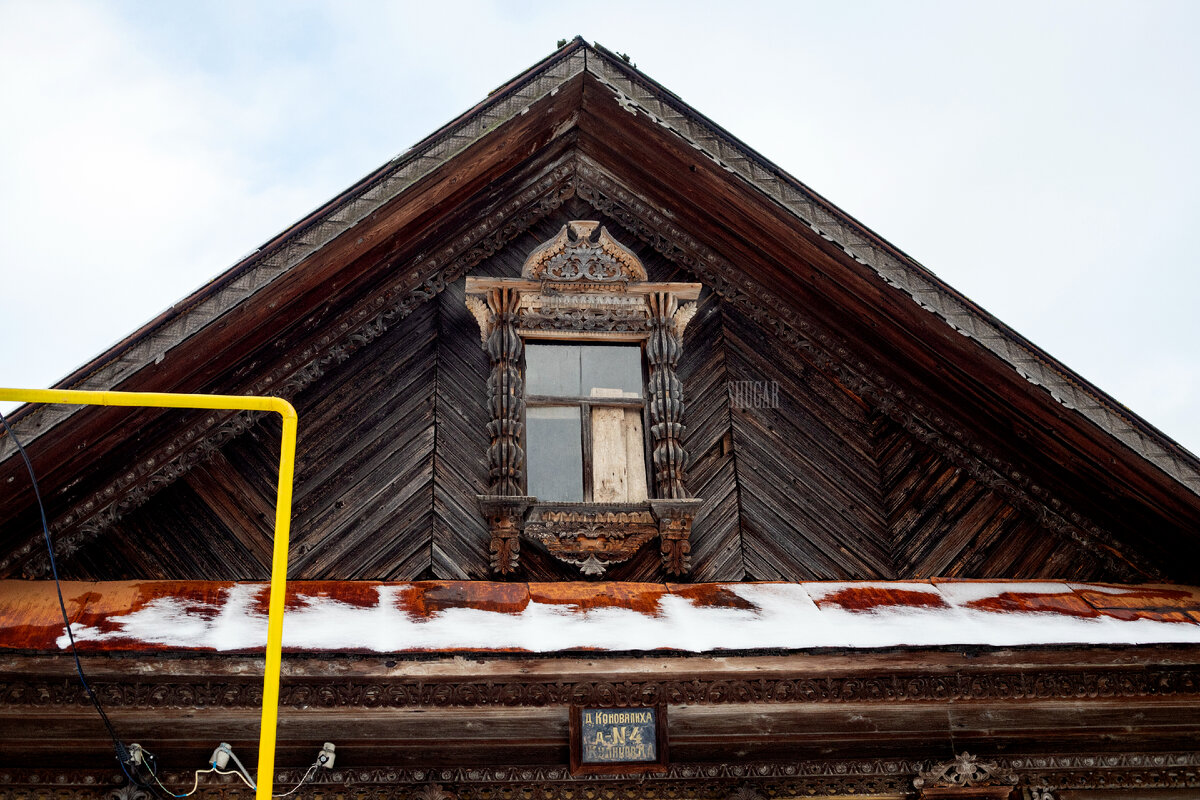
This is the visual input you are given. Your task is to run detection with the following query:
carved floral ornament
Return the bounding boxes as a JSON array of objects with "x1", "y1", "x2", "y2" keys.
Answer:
[
  {"x1": 466, "y1": 221, "x2": 702, "y2": 577},
  {"x1": 914, "y1": 752, "x2": 1021, "y2": 799}
]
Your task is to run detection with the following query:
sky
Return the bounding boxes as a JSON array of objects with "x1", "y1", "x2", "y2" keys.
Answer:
[{"x1": 1, "y1": 1, "x2": 1198, "y2": 456}]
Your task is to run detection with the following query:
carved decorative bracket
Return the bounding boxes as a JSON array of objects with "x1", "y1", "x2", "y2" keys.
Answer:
[
  {"x1": 477, "y1": 495, "x2": 536, "y2": 575},
  {"x1": 467, "y1": 221, "x2": 703, "y2": 577},
  {"x1": 651, "y1": 498, "x2": 701, "y2": 575}
]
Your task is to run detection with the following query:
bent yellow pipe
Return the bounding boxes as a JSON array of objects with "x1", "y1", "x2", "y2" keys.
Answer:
[{"x1": 0, "y1": 388, "x2": 296, "y2": 800}]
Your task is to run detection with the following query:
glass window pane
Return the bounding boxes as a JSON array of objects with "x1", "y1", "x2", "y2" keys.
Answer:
[
  {"x1": 581, "y1": 345, "x2": 642, "y2": 398},
  {"x1": 526, "y1": 405, "x2": 583, "y2": 502},
  {"x1": 526, "y1": 344, "x2": 580, "y2": 397}
]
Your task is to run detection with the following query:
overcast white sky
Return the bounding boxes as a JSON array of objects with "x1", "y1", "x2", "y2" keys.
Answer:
[{"x1": 2, "y1": 1, "x2": 1198, "y2": 456}]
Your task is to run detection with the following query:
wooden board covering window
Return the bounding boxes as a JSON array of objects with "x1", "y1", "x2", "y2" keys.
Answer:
[{"x1": 590, "y1": 387, "x2": 648, "y2": 502}]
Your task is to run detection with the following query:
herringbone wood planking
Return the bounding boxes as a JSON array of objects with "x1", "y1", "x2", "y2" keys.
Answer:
[
  {"x1": 284, "y1": 300, "x2": 438, "y2": 579},
  {"x1": 873, "y1": 413, "x2": 1115, "y2": 580},
  {"x1": 722, "y1": 303, "x2": 890, "y2": 580},
  {"x1": 679, "y1": 291, "x2": 744, "y2": 581},
  {"x1": 432, "y1": 277, "x2": 492, "y2": 579}
]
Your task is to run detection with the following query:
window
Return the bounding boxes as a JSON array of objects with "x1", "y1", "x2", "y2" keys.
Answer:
[
  {"x1": 525, "y1": 343, "x2": 648, "y2": 503},
  {"x1": 465, "y1": 220, "x2": 702, "y2": 576}
]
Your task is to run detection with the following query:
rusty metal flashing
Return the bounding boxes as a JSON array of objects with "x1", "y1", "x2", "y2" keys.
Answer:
[{"x1": 3, "y1": 579, "x2": 1200, "y2": 654}]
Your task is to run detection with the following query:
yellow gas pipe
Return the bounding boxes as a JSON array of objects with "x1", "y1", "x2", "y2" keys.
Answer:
[{"x1": 0, "y1": 388, "x2": 297, "y2": 800}]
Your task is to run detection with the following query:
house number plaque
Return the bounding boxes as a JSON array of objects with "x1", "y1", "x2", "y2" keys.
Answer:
[{"x1": 569, "y1": 705, "x2": 669, "y2": 775}]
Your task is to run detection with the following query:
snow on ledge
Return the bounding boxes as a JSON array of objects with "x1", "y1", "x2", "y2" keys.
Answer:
[{"x1": 0, "y1": 580, "x2": 1197, "y2": 654}]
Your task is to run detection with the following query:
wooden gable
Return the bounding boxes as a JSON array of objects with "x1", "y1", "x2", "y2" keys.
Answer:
[{"x1": 1, "y1": 40, "x2": 1198, "y2": 586}]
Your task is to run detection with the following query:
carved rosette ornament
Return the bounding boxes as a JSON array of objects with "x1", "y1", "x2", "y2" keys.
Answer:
[
  {"x1": 467, "y1": 221, "x2": 703, "y2": 577},
  {"x1": 410, "y1": 785, "x2": 455, "y2": 800},
  {"x1": 914, "y1": 752, "x2": 1019, "y2": 799}
]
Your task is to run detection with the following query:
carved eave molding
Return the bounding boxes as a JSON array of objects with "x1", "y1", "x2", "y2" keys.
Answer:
[
  {"x1": 6, "y1": 39, "x2": 1196, "y2": 513},
  {"x1": 570, "y1": 160, "x2": 1160, "y2": 581},
  {"x1": 0, "y1": 164, "x2": 580, "y2": 577},
  {"x1": 6, "y1": 161, "x2": 1158, "y2": 581},
  {"x1": 4, "y1": 645, "x2": 1198, "y2": 796},
  {"x1": 5, "y1": 752, "x2": 1198, "y2": 799},
  {"x1": 6, "y1": 752, "x2": 1200, "y2": 799}
]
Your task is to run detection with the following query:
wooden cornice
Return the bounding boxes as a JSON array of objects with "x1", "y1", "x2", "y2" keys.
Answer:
[{"x1": 3, "y1": 648, "x2": 1200, "y2": 791}]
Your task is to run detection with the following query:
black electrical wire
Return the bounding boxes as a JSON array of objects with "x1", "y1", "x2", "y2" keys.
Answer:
[
  {"x1": 2, "y1": 409, "x2": 323, "y2": 797},
  {"x1": 0, "y1": 409, "x2": 149, "y2": 788}
]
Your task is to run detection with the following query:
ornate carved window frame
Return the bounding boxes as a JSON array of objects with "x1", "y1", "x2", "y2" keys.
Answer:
[{"x1": 467, "y1": 221, "x2": 701, "y2": 578}]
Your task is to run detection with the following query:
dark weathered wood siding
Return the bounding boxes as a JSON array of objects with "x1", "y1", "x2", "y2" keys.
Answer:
[{"x1": 56, "y1": 208, "x2": 1137, "y2": 583}]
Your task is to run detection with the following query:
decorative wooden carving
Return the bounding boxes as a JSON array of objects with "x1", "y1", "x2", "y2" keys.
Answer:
[
  {"x1": 411, "y1": 785, "x2": 455, "y2": 800},
  {"x1": 523, "y1": 220, "x2": 647, "y2": 288},
  {"x1": 471, "y1": 284, "x2": 536, "y2": 571},
  {"x1": 651, "y1": 498, "x2": 701, "y2": 576},
  {"x1": 467, "y1": 221, "x2": 703, "y2": 577},
  {"x1": 524, "y1": 506, "x2": 659, "y2": 576},
  {"x1": 1, "y1": 752, "x2": 1188, "y2": 799},
  {"x1": 914, "y1": 752, "x2": 1019, "y2": 799},
  {"x1": 647, "y1": 291, "x2": 690, "y2": 500},
  {"x1": 725, "y1": 785, "x2": 764, "y2": 800},
  {"x1": 477, "y1": 495, "x2": 534, "y2": 575},
  {"x1": 13, "y1": 659, "x2": 1200, "y2": 711},
  {"x1": 482, "y1": 286, "x2": 525, "y2": 496}
]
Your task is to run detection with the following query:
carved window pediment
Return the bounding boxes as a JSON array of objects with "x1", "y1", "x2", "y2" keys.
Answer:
[{"x1": 466, "y1": 221, "x2": 702, "y2": 578}]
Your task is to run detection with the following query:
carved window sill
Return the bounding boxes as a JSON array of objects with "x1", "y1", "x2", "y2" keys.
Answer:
[{"x1": 478, "y1": 496, "x2": 701, "y2": 578}]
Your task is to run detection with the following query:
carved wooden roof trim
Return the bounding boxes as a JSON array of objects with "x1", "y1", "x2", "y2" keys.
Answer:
[
  {"x1": 1, "y1": 41, "x2": 1195, "y2": 581},
  {"x1": 1, "y1": 164, "x2": 579, "y2": 578},
  {"x1": 4, "y1": 751, "x2": 1198, "y2": 799},
  {"x1": 0, "y1": 43, "x2": 589, "y2": 464},
  {"x1": 5, "y1": 159, "x2": 1163, "y2": 581},
  {"x1": 580, "y1": 44, "x2": 1200, "y2": 498},
  {"x1": 3, "y1": 157, "x2": 1168, "y2": 582},
  {"x1": 4, "y1": 39, "x2": 1195, "y2": 506},
  {"x1": 572, "y1": 159, "x2": 1160, "y2": 581}
]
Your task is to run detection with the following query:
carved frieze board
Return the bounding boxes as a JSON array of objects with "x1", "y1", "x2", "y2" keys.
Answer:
[{"x1": 3, "y1": 579, "x2": 1200, "y2": 653}]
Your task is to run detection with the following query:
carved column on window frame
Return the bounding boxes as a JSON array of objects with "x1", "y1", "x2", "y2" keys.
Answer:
[
  {"x1": 647, "y1": 291, "x2": 691, "y2": 500},
  {"x1": 468, "y1": 286, "x2": 535, "y2": 575},
  {"x1": 647, "y1": 291, "x2": 700, "y2": 576},
  {"x1": 483, "y1": 286, "x2": 525, "y2": 496}
]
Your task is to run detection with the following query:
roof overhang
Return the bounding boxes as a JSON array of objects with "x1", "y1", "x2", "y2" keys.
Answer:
[{"x1": 1, "y1": 39, "x2": 1198, "y2": 578}]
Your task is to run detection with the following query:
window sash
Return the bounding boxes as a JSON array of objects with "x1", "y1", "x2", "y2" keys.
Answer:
[{"x1": 524, "y1": 343, "x2": 650, "y2": 503}]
